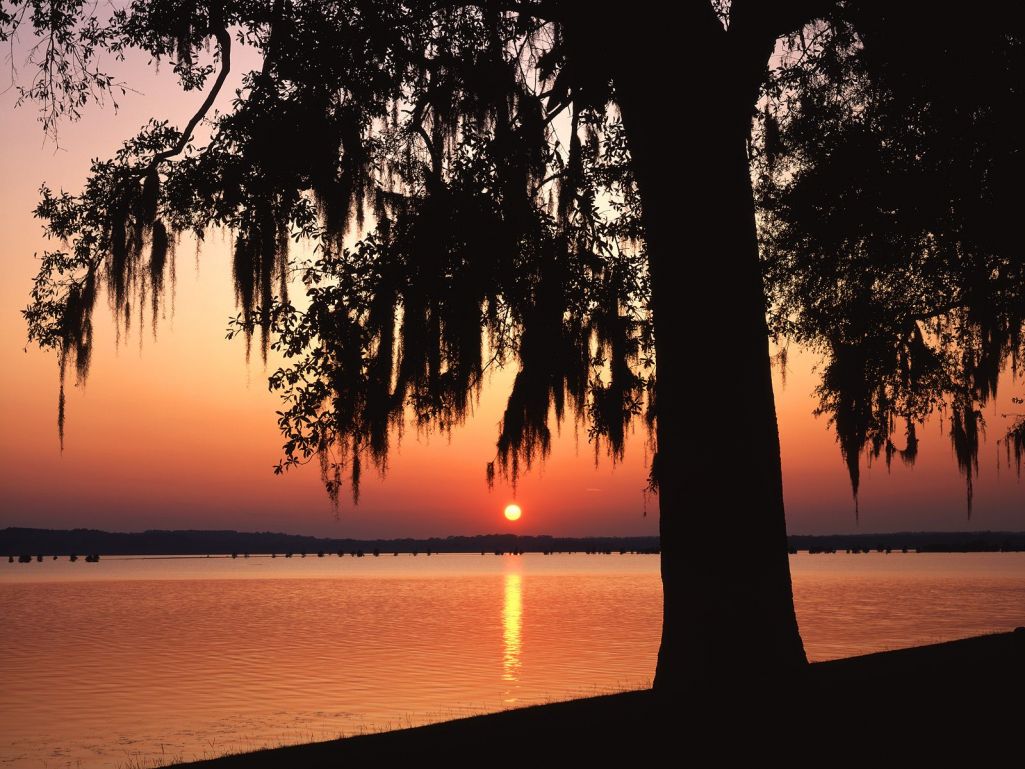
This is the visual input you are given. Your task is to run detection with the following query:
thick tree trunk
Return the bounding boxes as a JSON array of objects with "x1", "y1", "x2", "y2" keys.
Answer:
[{"x1": 614, "y1": 17, "x2": 808, "y2": 690}]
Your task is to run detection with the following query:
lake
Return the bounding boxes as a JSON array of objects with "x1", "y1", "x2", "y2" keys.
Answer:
[{"x1": 1, "y1": 552, "x2": 1023, "y2": 768}]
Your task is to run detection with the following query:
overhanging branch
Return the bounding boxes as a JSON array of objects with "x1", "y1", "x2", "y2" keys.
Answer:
[{"x1": 145, "y1": 22, "x2": 231, "y2": 172}]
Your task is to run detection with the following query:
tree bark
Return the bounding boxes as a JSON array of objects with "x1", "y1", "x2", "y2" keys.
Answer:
[{"x1": 613, "y1": 14, "x2": 808, "y2": 691}]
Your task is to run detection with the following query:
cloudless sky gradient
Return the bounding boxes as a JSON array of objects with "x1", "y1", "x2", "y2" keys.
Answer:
[{"x1": 0, "y1": 44, "x2": 1021, "y2": 538}]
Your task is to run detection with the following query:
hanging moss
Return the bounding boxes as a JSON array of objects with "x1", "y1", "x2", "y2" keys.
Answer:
[
  {"x1": 758, "y1": 10, "x2": 1024, "y2": 515},
  {"x1": 21, "y1": 1, "x2": 1021, "y2": 517}
]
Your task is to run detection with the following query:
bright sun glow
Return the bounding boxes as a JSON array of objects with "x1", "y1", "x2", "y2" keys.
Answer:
[{"x1": 503, "y1": 504, "x2": 522, "y2": 522}]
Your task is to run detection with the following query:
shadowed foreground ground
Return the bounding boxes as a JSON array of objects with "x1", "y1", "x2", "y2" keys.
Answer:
[{"x1": 178, "y1": 631, "x2": 1024, "y2": 766}]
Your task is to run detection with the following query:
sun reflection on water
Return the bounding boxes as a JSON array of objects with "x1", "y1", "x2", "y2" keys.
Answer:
[{"x1": 502, "y1": 569, "x2": 522, "y2": 696}]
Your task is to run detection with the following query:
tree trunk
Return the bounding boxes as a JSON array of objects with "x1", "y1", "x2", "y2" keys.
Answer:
[{"x1": 613, "y1": 16, "x2": 808, "y2": 691}]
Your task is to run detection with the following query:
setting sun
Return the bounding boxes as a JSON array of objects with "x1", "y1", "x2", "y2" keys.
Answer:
[{"x1": 503, "y1": 504, "x2": 522, "y2": 522}]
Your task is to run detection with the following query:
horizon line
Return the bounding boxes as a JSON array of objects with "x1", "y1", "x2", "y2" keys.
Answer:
[{"x1": 3, "y1": 525, "x2": 1025, "y2": 539}]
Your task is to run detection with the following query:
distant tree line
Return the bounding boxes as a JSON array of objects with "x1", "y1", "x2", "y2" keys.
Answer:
[
  {"x1": 0, "y1": 528, "x2": 660, "y2": 557},
  {"x1": 3, "y1": 528, "x2": 1022, "y2": 558}
]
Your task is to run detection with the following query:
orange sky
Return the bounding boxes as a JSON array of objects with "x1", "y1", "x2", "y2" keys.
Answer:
[{"x1": 0, "y1": 48, "x2": 1021, "y2": 538}]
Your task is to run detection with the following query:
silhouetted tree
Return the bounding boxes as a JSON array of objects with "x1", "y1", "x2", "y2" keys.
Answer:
[
  {"x1": 757, "y1": 6, "x2": 1025, "y2": 511},
  {"x1": 7, "y1": 0, "x2": 1022, "y2": 694}
]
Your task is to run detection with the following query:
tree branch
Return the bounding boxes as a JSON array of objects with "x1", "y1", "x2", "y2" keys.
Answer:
[
  {"x1": 260, "y1": 0, "x2": 285, "y2": 78},
  {"x1": 727, "y1": 1, "x2": 840, "y2": 109},
  {"x1": 731, "y1": 0, "x2": 839, "y2": 42},
  {"x1": 421, "y1": 0, "x2": 564, "y2": 23},
  {"x1": 145, "y1": 22, "x2": 231, "y2": 172}
]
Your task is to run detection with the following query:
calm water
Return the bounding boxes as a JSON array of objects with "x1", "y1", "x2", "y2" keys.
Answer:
[{"x1": 1, "y1": 552, "x2": 1022, "y2": 768}]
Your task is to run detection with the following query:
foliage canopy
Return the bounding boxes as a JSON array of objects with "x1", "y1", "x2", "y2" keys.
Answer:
[
  {"x1": 758, "y1": 7, "x2": 1025, "y2": 507},
  {"x1": 7, "y1": 0, "x2": 1023, "y2": 508}
]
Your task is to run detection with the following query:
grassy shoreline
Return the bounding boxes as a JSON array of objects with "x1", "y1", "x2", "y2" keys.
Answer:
[{"x1": 173, "y1": 630, "x2": 1024, "y2": 766}]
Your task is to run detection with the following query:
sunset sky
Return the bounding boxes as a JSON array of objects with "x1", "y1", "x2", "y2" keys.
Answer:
[{"x1": 0, "y1": 48, "x2": 1021, "y2": 539}]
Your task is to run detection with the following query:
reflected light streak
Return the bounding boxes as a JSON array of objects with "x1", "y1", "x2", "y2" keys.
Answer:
[{"x1": 502, "y1": 569, "x2": 522, "y2": 694}]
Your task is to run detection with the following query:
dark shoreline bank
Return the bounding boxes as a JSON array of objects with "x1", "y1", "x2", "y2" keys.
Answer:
[{"x1": 175, "y1": 631, "x2": 1024, "y2": 766}]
